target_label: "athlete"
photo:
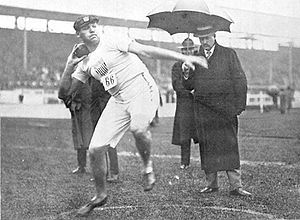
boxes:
[59,15,207,216]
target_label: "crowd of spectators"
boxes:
[0,66,62,90]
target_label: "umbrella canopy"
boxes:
[147,0,233,35]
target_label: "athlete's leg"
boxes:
[129,80,159,191]
[89,146,109,199]
[132,127,155,191]
[77,98,130,216]
[89,99,129,197]
[106,147,119,182]
[132,128,152,171]
[77,145,109,216]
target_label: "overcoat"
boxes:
[70,83,93,150]
[183,43,247,172]
[89,77,111,129]
[70,78,110,150]
[171,61,198,145]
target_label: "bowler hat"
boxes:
[193,26,216,38]
[178,38,195,49]
[73,15,99,32]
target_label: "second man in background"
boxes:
[171,38,198,169]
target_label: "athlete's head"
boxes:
[73,15,101,44]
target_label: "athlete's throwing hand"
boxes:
[183,55,208,71]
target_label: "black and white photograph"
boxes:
[0,0,299,219]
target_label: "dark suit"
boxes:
[183,43,247,189]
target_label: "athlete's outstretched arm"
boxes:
[128,41,208,70]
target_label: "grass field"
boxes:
[1,109,300,219]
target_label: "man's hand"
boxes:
[70,102,82,111]
[184,55,208,70]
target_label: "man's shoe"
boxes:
[72,167,86,174]
[107,174,119,183]
[76,196,108,217]
[230,188,252,196]
[200,187,219,194]
[90,175,119,183]
[143,171,156,191]
[180,164,190,169]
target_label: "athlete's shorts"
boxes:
[89,73,159,149]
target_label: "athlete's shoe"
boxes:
[143,171,156,191]
[72,166,86,174]
[76,196,108,217]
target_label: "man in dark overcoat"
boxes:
[182,26,251,196]
[172,38,198,169]
[67,83,93,174]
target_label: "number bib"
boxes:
[100,72,117,91]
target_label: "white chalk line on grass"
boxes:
[12,145,299,168]
[96,205,277,219]
[56,204,279,219]
[117,151,298,168]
